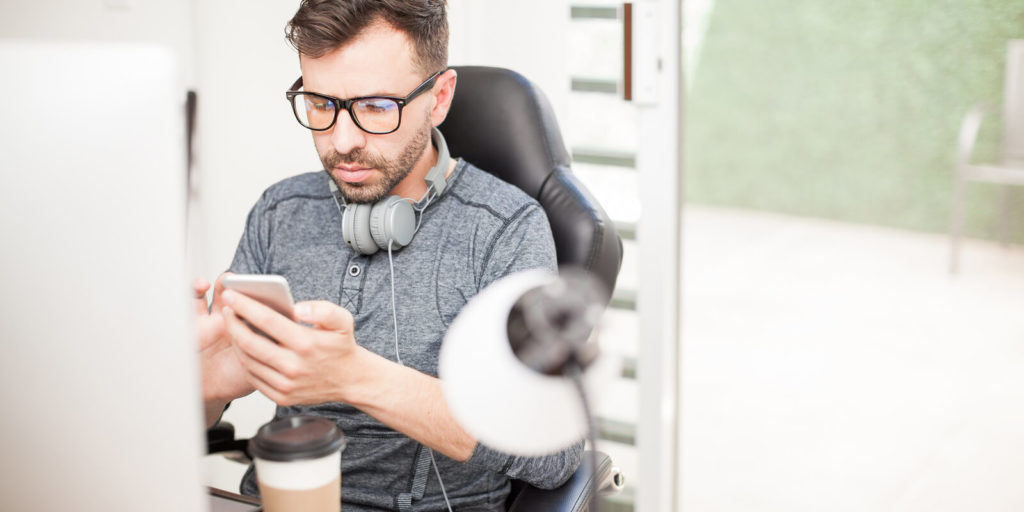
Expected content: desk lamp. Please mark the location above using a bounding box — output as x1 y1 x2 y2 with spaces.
438 269 614 456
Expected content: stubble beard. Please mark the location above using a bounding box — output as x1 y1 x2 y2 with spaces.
321 121 432 204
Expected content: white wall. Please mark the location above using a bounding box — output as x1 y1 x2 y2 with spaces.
190 1 325 490
0 1 195 83
447 0 571 132
191 1 320 282
0 2 319 282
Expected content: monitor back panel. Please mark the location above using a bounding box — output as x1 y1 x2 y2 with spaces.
0 41 206 512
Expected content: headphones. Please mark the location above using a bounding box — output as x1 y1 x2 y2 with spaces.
329 127 451 255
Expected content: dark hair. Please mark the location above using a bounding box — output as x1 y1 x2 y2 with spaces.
285 0 448 75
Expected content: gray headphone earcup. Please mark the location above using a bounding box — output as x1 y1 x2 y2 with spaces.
342 203 379 255
370 196 417 250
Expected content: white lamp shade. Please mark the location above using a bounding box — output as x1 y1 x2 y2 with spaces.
439 270 616 456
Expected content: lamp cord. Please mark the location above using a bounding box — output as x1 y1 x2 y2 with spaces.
566 360 602 512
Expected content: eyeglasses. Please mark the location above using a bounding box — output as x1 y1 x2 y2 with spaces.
286 71 442 134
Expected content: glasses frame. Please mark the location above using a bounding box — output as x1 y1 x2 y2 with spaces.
285 70 443 134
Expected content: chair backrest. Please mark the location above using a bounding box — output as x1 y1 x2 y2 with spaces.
439 65 622 511
439 66 623 300
1003 40 1024 164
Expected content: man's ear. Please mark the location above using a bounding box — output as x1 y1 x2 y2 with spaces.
429 68 458 127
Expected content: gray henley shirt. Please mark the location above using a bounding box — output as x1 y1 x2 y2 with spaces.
230 158 584 511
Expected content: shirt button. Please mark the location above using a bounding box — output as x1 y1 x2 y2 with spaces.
348 264 361 277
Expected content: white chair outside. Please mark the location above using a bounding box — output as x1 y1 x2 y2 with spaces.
950 39 1024 273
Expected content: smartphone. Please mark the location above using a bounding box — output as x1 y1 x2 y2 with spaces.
222 274 296 320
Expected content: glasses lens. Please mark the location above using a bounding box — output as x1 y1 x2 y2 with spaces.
292 93 336 130
352 98 400 134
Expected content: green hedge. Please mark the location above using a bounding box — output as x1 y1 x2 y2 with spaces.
686 0 1024 241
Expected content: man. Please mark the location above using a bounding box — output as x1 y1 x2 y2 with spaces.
193 1 583 510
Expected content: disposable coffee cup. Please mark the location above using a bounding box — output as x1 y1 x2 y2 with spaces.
249 415 346 512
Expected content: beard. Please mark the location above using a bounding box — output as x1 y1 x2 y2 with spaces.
320 120 432 204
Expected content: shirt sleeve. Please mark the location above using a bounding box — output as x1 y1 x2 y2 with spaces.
478 203 558 288
467 202 586 488
466 439 585 489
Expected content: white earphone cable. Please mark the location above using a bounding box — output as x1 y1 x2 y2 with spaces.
411 186 437 233
387 240 402 366
387 239 453 512
430 449 454 509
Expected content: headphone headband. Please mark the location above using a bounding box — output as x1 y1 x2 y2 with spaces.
423 127 450 199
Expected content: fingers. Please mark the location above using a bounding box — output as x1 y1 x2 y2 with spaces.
193 272 232 315
222 289 304 349
196 312 226 351
221 299 290 355
221 304 302 406
192 277 211 316
194 276 226 352
294 300 354 333
221 295 357 408
241 367 291 406
211 272 232 312
230 335 294 400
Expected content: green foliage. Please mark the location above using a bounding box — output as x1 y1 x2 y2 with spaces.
686 0 1024 241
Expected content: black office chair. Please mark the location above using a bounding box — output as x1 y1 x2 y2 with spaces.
439 65 624 511
440 66 623 298
209 66 625 511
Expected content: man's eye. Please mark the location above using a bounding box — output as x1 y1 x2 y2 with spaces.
360 100 397 114
306 98 334 112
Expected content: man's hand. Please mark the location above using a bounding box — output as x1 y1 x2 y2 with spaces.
194 275 256 409
221 290 361 406
222 288 476 460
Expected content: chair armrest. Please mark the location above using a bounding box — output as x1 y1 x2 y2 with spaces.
957 103 995 168
206 421 252 463
207 421 235 449
507 450 623 512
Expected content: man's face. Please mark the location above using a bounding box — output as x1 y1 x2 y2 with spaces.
299 23 435 204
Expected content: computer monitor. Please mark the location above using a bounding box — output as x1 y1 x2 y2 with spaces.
0 41 207 512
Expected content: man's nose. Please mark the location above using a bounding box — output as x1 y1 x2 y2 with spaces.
328 110 367 155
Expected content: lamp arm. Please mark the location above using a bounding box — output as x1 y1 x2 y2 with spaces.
566 360 603 512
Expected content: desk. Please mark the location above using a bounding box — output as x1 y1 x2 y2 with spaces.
209 487 261 512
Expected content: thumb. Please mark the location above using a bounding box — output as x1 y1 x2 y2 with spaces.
294 300 354 333
210 272 232 311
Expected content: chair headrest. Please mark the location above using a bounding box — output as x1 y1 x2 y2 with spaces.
440 66 623 301
440 66 571 197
